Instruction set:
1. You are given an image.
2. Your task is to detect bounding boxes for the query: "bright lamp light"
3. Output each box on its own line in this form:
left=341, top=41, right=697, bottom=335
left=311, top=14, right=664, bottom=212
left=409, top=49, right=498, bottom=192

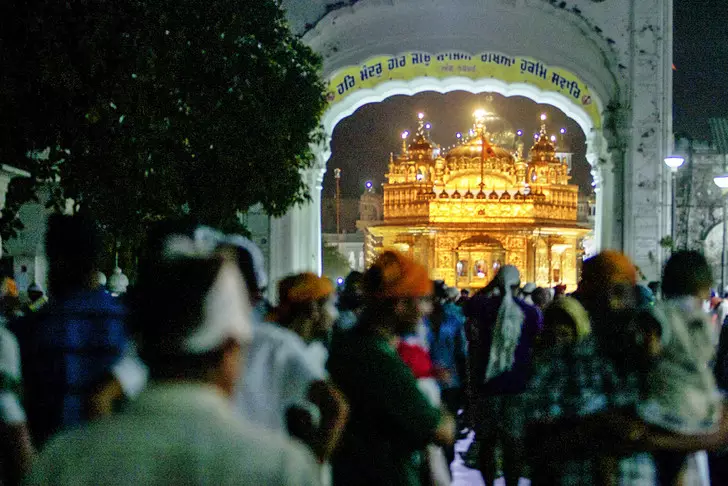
left=714, top=174, right=728, bottom=190
left=663, top=156, right=685, bottom=171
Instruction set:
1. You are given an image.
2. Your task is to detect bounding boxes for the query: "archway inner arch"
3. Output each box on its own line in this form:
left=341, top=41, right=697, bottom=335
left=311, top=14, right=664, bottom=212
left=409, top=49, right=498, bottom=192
left=268, top=51, right=615, bottom=290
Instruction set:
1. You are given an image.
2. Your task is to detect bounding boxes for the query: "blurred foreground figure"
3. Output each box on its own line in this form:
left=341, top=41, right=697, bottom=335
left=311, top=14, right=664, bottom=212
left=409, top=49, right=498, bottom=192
left=327, top=251, right=455, bottom=486
left=27, top=239, right=320, bottom=486
left=12, top=214, right=130, bottom=448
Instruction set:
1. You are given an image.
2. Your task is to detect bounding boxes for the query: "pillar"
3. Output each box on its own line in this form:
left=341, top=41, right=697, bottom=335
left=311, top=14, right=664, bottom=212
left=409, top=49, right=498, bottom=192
left=267, top=144, right=329, bottom=302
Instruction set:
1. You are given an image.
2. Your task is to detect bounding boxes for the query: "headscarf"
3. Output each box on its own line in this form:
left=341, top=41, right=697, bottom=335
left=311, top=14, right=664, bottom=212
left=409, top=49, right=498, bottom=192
left=363, top=251, right=432, bottom=299
left=485, top=265, right=525, bottom=382
left=548, top=296, right=591, bottom=341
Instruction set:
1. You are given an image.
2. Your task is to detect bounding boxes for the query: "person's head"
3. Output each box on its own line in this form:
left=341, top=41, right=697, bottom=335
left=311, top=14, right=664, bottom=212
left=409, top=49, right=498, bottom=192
left=433, top=280, right=448, bottom=306
left=339, top=271, right=364, bottom=312
left=520, top=282, right=537, bottom=300
left=46, top=213, right=103, bottom=296
left=445, top=286, right=461, bottom=304
left=361, top=251, right=433, bottom=336
left=216, top=236, right=268, bottom=307
left=28, top=283, right=44, bottom=303
left=277, top=273, right=336, bottom=342
left=460, top=289, right=470, bottom=299
left=661, top=250, right=713, bottom=301
left=635, top=284, right=655, bottom=309
left=494, top=265, right=521, bottom=294
left=578, top=250, right=637, bottom=312
left=531, top=287, right=552, bottom=309
left=133, top=254, right=252, bottom=398
left=542, top=296, right=591, bottom=348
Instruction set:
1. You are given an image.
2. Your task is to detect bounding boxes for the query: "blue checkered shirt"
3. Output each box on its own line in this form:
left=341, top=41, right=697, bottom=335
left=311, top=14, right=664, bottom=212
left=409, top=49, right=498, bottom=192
left=522, top=337, right=657, bottom=485
left=11, top=289, right=128, bottom=447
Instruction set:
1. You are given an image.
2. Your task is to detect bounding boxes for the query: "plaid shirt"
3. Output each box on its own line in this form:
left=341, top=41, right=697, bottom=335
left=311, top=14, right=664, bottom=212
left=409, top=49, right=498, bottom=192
left=11, top=289, right=128, bottom=447
left=522, top=337, right=656, bottom=485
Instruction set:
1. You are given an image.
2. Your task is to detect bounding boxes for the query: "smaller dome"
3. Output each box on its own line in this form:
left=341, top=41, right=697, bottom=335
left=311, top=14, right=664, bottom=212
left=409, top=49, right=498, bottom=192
left=476, top=190, right=487, bottom=200
left=428, top=188, right=438, bottom=199
left=488, top=190, right=499, bottom=200
left=500, top=191, right=511, bottom=201
left=439, top=190, right=450, bottom=199
left=514, top=190, right=525, bottom=200
left=452, top=189, right=462, bottom=199
left=464, top=189, right=475, bottom=199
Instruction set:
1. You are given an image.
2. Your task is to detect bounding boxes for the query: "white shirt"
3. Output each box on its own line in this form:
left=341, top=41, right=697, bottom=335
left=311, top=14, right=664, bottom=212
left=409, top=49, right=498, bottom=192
left=27, top=383, right=321, bottom=486
left=0, top=325, right=25, bottom=424
left=237, top=320, right=325, bottom=433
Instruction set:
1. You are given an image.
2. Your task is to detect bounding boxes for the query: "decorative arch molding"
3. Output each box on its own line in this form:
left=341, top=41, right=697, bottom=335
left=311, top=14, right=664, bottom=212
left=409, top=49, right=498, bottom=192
left=322, top=73, right=602, bottom=154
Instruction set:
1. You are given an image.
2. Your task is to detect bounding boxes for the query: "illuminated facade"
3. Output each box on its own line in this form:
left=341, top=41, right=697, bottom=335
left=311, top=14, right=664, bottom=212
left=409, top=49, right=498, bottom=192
left=365, top=109, right=591, bottom=290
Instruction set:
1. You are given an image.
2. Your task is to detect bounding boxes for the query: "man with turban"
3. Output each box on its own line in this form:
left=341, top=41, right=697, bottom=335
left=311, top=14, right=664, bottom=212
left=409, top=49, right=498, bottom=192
left=327, top=250, right=455, bottom=486
left=27, top=239, right=320, bottom=485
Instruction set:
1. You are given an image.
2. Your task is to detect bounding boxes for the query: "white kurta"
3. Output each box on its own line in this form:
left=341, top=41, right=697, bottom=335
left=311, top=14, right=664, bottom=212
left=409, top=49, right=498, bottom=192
left=237, top=320, right=325, bottom=433
left=27, top=383, right=321, bottom=486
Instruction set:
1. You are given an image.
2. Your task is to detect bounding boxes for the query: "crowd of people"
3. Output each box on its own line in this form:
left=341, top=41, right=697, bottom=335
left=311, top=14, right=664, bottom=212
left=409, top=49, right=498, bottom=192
left=2, top=214, right=728, bottom=485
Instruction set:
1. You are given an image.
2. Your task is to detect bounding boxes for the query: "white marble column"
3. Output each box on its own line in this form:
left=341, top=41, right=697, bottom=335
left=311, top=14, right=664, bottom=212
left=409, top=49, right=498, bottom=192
left=267, top=143, right=329, bottom=302
left=622, top=0, right=673, bottom=282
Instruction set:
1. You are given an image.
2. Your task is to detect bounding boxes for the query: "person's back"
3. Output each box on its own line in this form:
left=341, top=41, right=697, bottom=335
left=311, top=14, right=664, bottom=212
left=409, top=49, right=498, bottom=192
left=638, top=251, right=721, bottom=435
left=27, top=383, right=319, bottom=486
left=13, top=289, right=127, bottom=445
left=11, top=214, right=129, bottom=446
left=238, top=318, right=324, bottom=433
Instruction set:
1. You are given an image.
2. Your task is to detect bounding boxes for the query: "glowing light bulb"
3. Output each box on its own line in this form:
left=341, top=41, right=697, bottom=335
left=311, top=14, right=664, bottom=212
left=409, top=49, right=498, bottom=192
left=365, top=181, right=373, bottom=189
left=473, top=109, right=486, bottom=120
left=456, top=132, right=462, bottom=139
left=551, top=135, right=557, bottom=142
left=401, top=131, right=409, bottom=139
left=516, top=130, right=523, bottom=137
left=540, top=113, right=547, bottom=121
left=425, top=123, right=432, bottom=130
left=560, top=128, right=567, bottom=134
left=534, top=133, right=539, bottom=140
left=418, top=112, right=425, bottom=120
left=336, top=277, right=344, bottom=285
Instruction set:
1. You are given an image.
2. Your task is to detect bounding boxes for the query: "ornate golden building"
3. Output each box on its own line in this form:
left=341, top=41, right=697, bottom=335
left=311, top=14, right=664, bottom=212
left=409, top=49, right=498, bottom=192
left=364, top=109, right=591, bottom=290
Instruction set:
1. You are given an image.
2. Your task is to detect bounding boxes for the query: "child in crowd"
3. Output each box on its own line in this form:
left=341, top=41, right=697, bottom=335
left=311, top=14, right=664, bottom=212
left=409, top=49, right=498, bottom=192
left=637, top=251, right=723, bottom=485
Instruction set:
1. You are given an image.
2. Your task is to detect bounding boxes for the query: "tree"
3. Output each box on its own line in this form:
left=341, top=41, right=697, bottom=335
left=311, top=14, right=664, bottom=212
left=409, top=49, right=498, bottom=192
left=0, top=0, right=327, bottom=252
left=322, top=244, right=353, bottom=281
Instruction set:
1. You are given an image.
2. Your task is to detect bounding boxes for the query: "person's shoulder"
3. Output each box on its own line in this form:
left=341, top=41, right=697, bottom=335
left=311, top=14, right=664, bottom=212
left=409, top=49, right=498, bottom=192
left=219, top=419, right=319, bottom=481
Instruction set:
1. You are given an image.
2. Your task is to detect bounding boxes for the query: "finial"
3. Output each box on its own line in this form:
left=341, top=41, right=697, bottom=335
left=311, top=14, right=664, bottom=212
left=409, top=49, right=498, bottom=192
left=540, top=113, right=547, bottom=135
left=401, top=130, right=409, bottom=154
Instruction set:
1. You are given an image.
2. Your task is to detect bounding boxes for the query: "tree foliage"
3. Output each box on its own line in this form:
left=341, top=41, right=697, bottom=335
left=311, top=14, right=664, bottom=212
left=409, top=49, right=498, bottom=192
left=322, top=244, right=353, bottom=281
left=0, top=0, right=327, bottom=245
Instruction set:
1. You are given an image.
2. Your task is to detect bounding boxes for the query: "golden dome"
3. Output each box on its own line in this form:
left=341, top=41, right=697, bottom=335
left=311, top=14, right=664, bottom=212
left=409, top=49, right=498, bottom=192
left=514, top=190, right=525, bottom=200
left=464, top=188, right=475, bottom=199
left=452, top=189, right=462, bottom=199
left=488, top=190, right=499, bottom=200
left=446, top=138, right=514, bottom=161
left=500, top=191, right=512, bottom=201
left=439, top=190, right=450, bottom=199
left=476, top=190, right=487, bottom=200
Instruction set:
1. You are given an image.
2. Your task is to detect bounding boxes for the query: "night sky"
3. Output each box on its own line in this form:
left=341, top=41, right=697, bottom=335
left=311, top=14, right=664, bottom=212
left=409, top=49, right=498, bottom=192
left=324, top=2, right=728, bottom=199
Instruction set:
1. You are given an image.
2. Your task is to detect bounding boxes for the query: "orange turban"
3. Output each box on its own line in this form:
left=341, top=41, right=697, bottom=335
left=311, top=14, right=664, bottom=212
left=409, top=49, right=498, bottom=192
left=1, top=278, right=18, bottom=298
left=278, top=272, right=334, bottom=305
left=364, top=251, right=432, bottom=299
left=580, top=250, right=637, bottom=295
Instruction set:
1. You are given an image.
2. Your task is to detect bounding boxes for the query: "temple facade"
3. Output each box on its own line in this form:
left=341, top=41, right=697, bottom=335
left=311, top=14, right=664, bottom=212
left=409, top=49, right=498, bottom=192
left=364, top=109, right=591, bottom=290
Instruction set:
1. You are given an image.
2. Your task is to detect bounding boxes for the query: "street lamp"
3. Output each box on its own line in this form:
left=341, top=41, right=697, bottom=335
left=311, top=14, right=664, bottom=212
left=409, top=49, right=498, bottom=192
left=714, top=173, right=728, bottom=293
left=664, top=156, right=685, bottom=249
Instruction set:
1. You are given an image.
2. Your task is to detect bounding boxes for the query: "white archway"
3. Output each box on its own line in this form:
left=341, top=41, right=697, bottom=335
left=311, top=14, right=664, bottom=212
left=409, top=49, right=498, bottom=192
left=273, top=0, right=674, bottom=291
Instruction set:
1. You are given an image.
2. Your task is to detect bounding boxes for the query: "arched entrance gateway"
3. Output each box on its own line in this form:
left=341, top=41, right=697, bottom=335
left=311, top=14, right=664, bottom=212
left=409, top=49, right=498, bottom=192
left=271, top=0, right=674, bottom=291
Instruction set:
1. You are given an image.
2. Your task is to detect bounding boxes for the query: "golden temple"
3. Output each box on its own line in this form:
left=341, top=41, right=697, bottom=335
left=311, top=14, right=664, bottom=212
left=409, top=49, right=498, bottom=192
left=364, top=108, right=592, bottom=291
